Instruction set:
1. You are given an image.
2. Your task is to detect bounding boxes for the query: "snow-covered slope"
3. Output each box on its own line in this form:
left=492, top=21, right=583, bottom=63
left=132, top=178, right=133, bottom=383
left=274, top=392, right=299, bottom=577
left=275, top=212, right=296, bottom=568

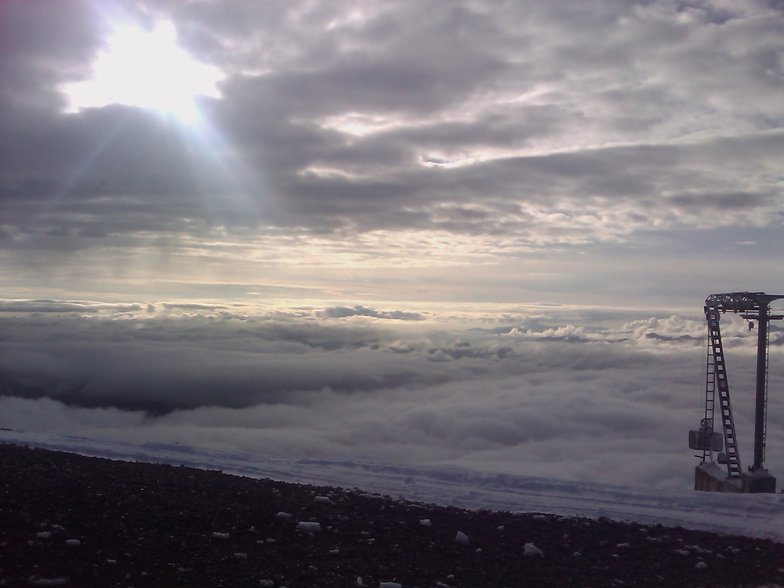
left=2, top=429, right=782, bottom=542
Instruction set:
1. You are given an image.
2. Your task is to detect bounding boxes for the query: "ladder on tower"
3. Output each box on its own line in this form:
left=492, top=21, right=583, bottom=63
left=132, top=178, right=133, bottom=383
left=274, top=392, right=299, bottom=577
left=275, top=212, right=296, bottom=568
left=705, top=306, right=742, bottom=477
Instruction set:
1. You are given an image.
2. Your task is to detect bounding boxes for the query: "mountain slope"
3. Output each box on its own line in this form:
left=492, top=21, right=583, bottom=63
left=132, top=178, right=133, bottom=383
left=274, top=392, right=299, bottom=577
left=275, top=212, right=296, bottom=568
left=2, top=443, right=783, bottom=587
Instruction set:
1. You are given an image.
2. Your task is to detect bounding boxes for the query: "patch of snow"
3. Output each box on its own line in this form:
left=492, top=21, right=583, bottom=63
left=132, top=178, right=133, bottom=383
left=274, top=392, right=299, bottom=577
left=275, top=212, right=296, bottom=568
left=211, top=532, right=230, bottom=540
left=379, top=583, right=403, bottom=588
left=64, top=539, right=80, bottom=547
left=419, top=518, right=432, bottom=527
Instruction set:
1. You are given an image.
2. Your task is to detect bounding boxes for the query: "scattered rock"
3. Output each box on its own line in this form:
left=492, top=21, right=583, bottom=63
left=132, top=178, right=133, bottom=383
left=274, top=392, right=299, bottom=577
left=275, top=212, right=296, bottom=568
left=1, top=444, right=783, bottom=588
left=523, top=542, right=544, bottom=557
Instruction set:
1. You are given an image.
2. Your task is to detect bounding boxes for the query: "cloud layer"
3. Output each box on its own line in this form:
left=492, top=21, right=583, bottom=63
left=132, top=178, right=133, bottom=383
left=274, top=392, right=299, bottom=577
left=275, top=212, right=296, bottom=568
left=2, top=299, right=782, bottom=491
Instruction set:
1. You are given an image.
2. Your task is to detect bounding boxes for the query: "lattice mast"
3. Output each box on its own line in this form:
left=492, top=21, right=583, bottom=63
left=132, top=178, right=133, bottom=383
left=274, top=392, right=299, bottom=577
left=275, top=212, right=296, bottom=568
left=705, top=292, right=783, bottom=473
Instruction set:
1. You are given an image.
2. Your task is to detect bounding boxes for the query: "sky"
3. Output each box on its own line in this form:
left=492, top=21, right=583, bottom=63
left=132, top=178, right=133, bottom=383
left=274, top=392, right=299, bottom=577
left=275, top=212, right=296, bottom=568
left=1, top=0, right=783, bottom=491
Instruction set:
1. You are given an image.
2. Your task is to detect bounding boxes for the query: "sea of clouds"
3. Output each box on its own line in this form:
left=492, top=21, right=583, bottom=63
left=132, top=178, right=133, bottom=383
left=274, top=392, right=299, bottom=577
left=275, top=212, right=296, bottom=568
left=1, top=298, right=782, bottom=491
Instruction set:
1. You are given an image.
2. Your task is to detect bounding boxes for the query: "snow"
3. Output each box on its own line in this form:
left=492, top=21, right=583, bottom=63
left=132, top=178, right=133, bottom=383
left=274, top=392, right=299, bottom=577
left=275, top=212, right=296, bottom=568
left=454, top=531, right=469, bottom=545
left=2, top=429, right=784, bottom=542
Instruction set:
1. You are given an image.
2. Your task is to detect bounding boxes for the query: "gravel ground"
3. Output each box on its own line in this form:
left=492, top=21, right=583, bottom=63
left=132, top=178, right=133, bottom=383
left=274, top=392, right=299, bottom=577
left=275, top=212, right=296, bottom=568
left=1, top=443, right=783, bottom=587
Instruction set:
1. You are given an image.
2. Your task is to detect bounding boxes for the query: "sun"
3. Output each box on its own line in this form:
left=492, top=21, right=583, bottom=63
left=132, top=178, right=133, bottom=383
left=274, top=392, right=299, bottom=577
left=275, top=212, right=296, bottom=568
left=61, top=20, right=224, bottom=123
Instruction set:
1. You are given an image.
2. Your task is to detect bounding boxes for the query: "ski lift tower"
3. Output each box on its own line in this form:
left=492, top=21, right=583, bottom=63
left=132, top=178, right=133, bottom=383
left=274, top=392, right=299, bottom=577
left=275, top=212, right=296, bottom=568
left=689, top=292, right=784, bottom=493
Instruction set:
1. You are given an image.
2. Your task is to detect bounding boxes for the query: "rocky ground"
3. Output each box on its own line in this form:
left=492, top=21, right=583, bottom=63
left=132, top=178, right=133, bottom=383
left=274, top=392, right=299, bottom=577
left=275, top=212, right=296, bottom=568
left=1, top=443, right=783, bottom=587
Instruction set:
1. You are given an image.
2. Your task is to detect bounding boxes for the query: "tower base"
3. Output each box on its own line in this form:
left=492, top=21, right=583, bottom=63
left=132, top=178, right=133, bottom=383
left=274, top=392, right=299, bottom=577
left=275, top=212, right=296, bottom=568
left=694, top=463, right=741, bottom=492
left=694, top=463, right=777, bottom=493
left=741, top=469, right=776, bottom=493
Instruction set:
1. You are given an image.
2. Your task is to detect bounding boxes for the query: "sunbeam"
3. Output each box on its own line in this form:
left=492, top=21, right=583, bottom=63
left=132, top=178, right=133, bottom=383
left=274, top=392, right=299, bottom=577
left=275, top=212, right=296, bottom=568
left=61, top=20, right=224, bottom=125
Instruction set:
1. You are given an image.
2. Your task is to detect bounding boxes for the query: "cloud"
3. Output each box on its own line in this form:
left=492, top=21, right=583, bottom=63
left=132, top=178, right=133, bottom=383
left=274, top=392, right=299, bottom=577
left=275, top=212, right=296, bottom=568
left=0, top=302, right=598, bottom=415
left=0, top=299, right=143, bottom=314
left=0, top=303, right=442, bottom=412
left=1, top=0, right=783, bottom=491
left=3, top=300, right=782, bottom=491
left=319, top=305, right=425, bottom=321
left=1, top=0, right=782, bottom=269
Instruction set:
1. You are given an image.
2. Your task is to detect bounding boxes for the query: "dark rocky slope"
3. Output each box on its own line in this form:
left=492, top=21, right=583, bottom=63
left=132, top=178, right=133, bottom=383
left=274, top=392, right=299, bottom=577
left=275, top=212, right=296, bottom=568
left=1, top=444, right=782, bottom=587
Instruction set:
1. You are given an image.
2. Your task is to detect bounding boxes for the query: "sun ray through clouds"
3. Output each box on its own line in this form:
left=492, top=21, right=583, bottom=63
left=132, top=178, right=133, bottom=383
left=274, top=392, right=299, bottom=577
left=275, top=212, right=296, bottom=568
left=60, top=19, right=223, bottom=125
left=49, top=4, right=265, bottom=243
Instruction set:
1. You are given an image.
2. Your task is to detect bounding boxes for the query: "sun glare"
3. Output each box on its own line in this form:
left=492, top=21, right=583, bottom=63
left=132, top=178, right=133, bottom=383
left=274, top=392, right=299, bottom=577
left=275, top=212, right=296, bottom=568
left=62, top=21, right=224, bottom=123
